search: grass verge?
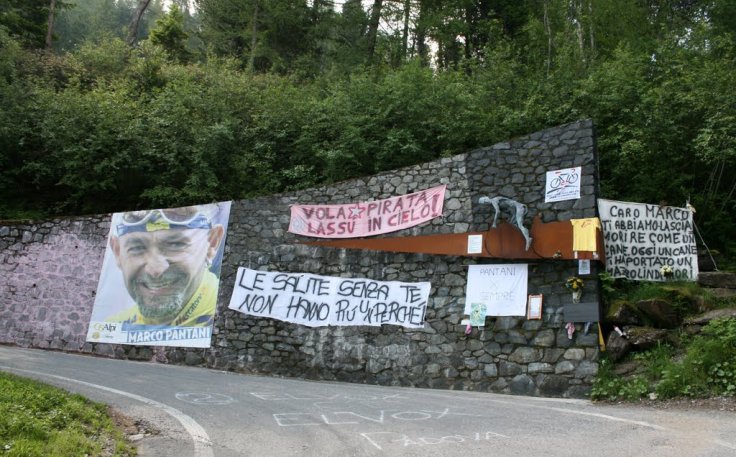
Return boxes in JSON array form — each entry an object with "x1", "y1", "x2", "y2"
[{"x1": 0, "y1": 371, "x2": 135, "y2": 457}]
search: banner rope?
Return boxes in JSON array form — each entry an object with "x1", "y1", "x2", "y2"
[{"x1": 686, "y1": 198, "x2": 718, "y2": 272}]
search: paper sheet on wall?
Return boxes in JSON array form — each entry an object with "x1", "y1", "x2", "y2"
[
  {"x1": 469, "y1": 303, "x2": 487, "y2": 326},
  {"x1": 545, "y1": 166, "x2": 581, "y2": 202},
  {"x1": 467, "y1": 234, "x2": 483, "y2": 254}
]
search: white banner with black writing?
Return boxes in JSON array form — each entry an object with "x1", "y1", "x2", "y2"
[
  {"x1": 465, "y1": 264, "x2": 528, "y2": 316},
  {"x1": 598, "y1": 199, "x2": 698, "y2": 281},
  {"x1": 228, "y1": 268, "x2": 430, "y2": 328}
]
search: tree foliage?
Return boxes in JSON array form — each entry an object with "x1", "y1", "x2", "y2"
[
  {"x1": 148, "y1": 4, "x2": 190, "y2": 62},
  {"x1": 0, "y1": 0, "x2": 734, "y2": 257},
  {"x1": 51, "y1": 0, "x2": 165, "y2": 51},
  {"x1": 0, "y1": 0, "x2": 49, "y2": 48}
]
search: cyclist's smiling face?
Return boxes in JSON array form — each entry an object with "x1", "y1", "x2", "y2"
[{"x1": 114, "y1": 229, "x2": 210, "y2": 323}]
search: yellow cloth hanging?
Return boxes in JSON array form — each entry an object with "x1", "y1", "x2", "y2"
[
  {"x1": 598, "y1": 324, "x2": 606, "y2": 351},
  {"x1": 571, "y1": 218, "x2": 601, "y2": 252}
]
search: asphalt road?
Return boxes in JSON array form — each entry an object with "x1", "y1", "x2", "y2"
[{"x1": 1, "y1": 346, "x2": 734, "y2": 457}]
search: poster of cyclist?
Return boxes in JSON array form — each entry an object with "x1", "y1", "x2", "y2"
[
  {"x1": 86, "y1": 201, "x2": 232, "y2": 348},
  {"x1": 545, "y1": 166, "x2": 581, "y2": 203}
]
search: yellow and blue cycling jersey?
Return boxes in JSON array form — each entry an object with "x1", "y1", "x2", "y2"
[{"x1": 109, "y1": 270, "x2": 219, "y2": 330}]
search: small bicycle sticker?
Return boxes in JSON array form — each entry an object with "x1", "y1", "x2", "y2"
[{"x1": 547, "y1": 171, "x2": 579, "y2": 192}]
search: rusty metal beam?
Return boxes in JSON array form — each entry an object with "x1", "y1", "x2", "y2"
[{"x1": 302, "y1": 216, "x2": 604, "y2": 262}]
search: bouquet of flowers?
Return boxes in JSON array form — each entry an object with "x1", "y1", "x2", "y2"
[
  {"x1": 565, "y1": 276, "x2": 584, "y2": 291},
  {"x1": 660, "y1": 265, "x2": 674, "y2": 279}
]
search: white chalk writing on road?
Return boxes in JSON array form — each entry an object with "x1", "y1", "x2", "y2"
[
  {"x1": 360, "y1": 431, "x2": 510, "y2": 450},
  {"x1": 272, "y1": 408, "x2": 486, "y2": 427}
]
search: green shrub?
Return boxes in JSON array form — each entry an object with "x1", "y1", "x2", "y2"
[
  {"x1": 708, "y1": 361, "x2": 736, "y2": 396},
  {"x1": 656, "y1": 318, "x2": 736, "y2": 398},
  {"x1": 591, "y1": 359, "x2": 650, "y2": 401},
  {"x1": 634, "y1": 342, "x2": 675, "y2": 380},
  {"x1": 656, "y1": 360, "x2": 707, "y2": 398},
  {"x1": 591, "y1": 357, "x2": 650, "y2": 401}
]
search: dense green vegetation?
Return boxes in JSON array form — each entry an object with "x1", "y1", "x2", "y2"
[
  {"x1": 592, "y1": 317, "x2": 736, "y2": 400},
  {"x1": 0, "y1": 372, "x2": 135, "y2": 456},
  {"x1": 0, "y1": 0, "x2": 734, "y2": 257},
  {"x1": 592, "y1": 278, "x2": 736, "y2": 401}
]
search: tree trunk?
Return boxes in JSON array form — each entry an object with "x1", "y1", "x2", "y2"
[
  {"x1": 401, "y1": 0, "x2": 411, "y2": 60},
  {"x1": 312, "y1": 0, "x2": 325, "y2": 70},
  {"x1": 312, "y1": 0, "x2": 323, "y2": 24},
  {"x1": 366, "y1": 0, "x2": 383, "y2": 63},
  {"x1": 588, "y1": 0, "x2": 595, "y2": 61},
  {"x1": 543, "y1": 0, "x2": 552, "y2": 76},
  {"x1": 127, "y1": 0, "x2": 152, "y2": 46},
  {"x1": 45, "y1": 0, "x2": 57, "y2": 50},
  {"x1": 247, "y1": 1, "x2": 259, "y2": 72},
  {"x1": 574, "y1": 0, "x2": 586, "y2": 65},
  {"x1": 415, "y1": 0, "x2": 428, "y2": 65},
  {"x1": 464, "y1": 6, "x2": 472, "y2": 61}
]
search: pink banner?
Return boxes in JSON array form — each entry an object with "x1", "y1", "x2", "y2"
[{"x1": 289, "y1": 185, "x2": 446, "y2": 238}]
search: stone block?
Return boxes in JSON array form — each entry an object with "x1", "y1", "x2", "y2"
[
  {"x1": 485, "y1": 342, "x2": 502, "y2": 355},
  {"x1": 509, "y1": 374, "x2": 536, "y2": 395},
  {"x1": 574, "y1": 360, "x2": 598, "y2": 377},
  {"x1": 543, "y1": 348, "x2": 565, "y2": 363},
  {"x1": 425, "y1": 363, "x2": 441, "y2": 376},
  {"x1": 509, "y1": 347, "x2": 543, "y2": 364},
  {"x1": 698, "y1": 272, "x2": 736, "y2": 288},
  {"x1": 531, "y1": 329, "x2": 555, "y2": 347},
  {"x1": 563, "y1": 348, "x2": 585, "y2": 360},
  {"x1": 537, "y1": 374, "x2": 570, "y2": 397},
  {"x1": 483, "y1": 363, "x2": 498, "y2": 377},
  {"x1": 184, "y1": 351, "x2": 204, "y2": 366},
  {"x1": 555, "y1": 361, "x2": 575, "y2": 374},
  {"x1": 498, "y1": 360, "x2": 523, "y2": 376},
  {"x1": 508, "y1": 330, "x2": 528, "y2": 344},
  {"x1": 528, "y1": 362, "x2": 553, "y2": 374},
  {"x1": 94, "y1": 344, "x2": 114, "y2": 357}
]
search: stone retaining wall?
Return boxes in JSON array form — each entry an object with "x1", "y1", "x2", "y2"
[{"x1": 0, "y1": 119, "x2": 601, "y2": 397}]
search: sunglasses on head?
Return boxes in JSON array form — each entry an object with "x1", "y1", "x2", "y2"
[
  {"x1": 121, "y1": 207, "x2": 205, "y2": 226},
  {"x1": 116, "y1": 207, "x2": 212, "y2": 236}
]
